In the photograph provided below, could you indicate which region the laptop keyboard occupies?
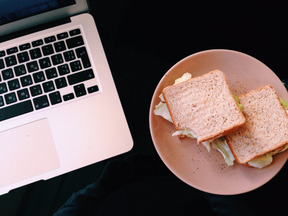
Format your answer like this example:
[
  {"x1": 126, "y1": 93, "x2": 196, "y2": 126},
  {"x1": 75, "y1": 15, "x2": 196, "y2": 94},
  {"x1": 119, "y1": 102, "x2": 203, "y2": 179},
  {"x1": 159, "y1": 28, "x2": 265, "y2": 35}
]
[{"x1": 0, "y1": 28, "x2": 99, "y2": 122}]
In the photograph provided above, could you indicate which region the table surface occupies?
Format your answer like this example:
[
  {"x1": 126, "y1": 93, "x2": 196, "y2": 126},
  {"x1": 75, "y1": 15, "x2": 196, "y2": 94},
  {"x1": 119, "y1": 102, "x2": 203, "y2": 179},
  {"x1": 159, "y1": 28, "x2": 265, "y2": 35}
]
[{"x1": 0, "y1": 1, "x2": 287, "y2": 215}]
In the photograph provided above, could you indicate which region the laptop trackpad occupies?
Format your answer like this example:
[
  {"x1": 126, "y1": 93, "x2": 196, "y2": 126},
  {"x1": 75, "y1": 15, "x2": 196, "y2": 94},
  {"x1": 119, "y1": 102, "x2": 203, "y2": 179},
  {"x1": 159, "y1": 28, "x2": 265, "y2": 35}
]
[{"x1": 0, "y1": 118, "x2": 60, "y2": 187}]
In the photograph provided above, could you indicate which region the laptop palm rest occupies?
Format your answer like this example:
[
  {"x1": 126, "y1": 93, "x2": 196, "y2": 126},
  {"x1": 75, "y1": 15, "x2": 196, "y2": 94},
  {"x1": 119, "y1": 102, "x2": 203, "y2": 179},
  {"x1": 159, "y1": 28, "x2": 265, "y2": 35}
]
[{"x1": 0, "y1": 118, "x2": 60, "y2": 187}]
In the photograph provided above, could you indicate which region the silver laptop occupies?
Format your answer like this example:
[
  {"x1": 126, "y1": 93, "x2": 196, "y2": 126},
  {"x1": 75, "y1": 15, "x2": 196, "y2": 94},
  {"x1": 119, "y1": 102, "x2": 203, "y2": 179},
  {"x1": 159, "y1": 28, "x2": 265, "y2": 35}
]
[{"x1": 0, "y1": 0, "x2": 133, "y2": 195}]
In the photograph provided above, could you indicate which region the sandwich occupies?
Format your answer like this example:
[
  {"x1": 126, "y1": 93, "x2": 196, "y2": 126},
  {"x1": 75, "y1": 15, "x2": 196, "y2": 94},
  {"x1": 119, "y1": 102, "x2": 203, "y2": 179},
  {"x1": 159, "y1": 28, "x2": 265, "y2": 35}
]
[
  {"x1": 225, "y1": 85, "x2": 288, "y2": 168},
  {"x1": 162, "y1": 70, "x2": 245, "y2": 144},
  {"x1": 154, "y1": 70, "x2": 288, "y2": 168},
  {"x1": 154, "y1": 70, "x2": 245, "y2": 166}
]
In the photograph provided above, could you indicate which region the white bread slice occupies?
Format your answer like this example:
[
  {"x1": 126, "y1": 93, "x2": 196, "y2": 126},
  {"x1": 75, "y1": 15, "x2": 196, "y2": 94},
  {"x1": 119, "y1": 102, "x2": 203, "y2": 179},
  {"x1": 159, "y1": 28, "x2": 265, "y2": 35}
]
[
  {"x1": 162, "y1": 70, "x2": 245, "y2": 144},
  {"x1": 225, "y1": 85, "x2": 288, "y2": 165}
]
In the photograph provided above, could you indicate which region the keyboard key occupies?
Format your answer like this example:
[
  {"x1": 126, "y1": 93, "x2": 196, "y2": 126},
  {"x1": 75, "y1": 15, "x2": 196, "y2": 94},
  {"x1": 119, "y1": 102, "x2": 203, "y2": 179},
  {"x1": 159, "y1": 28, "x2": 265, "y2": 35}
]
[
  {"x1": 76, "y1": 47, "x2": 88, "y2": 58},
  {"x1": 51, "y1": 54, "x2": 63, "y2": 65},
  {"x1": 42, "y1": 81, "x2": 55, "y2": 93},
  {"x1": 0, "y1": 83, "x2": 8, "y2": 94},
  {"x1": 29, "y1": 48, "x2": 42, "y2": 59},
  {"x1": 69, "y1": 28, "x2": 81, "y2": 36},
  {"x1": 76, "y1": 47, "x2": 91, "y2": 68},
  {"x1": 26, "y1": 61, "x2": 39, "y2": 72},
  {"x1": 32, "y1": 39, "x2": 44, "y2": 47},
  {"x1": 63, "y1": 50, "x2": 76, "y2": 61},
  {"x1": 5, "y1": 55, "x2": 17, "y2": 67},
  {"x1": 54, "y1": 41, "x2": 66, "y2": 52},
  {"x1": 49, "y1": 91, "x2": 62, "y2": 105},
  {"x1": 44, "y1": 35, "x2": 56, "y2": 43},
  {"x1": 63, "y1": 93, "x2": 74, "y2": 101},
  {"x1": 17, "y1": 51, "x2": 30, "y2": 63},
  {"x1": 42, "y1": 44, "x2": 54, "y2": 56},
  {"x1": 88, "y1": 85, "x2": 99, "y2": 93},
  {"x1": 8, "y1": 79, "x2": 20, "y2": 91},
  {"x1": 33, "y1": 95, "x2": 49, "y2": 110},
  {"x1": 66, "y1": 35, "x2": 84, "y2": 49},
  {"x1": 39, "y1": 57, "x2": 51, "y2": 69},
  {"x1": 0, "y1": 51, "x2": 5, "y2": 57},
  {"x1": 74, "y1": 84, "x2": 86, "y2": 97},
  {"x1": 81, "y1": 57, "x2": 91, "y2": 69},
  {"x1": 45, "y1": 68, "x2": 58, "y2": 79},
  {"x1": 0, "y1": 96, "x2": 4, "y2": 107},
  {"x1": 0, "y1": 100, "x2": 33, "y2": 122},
  {"x1": 17, "y1": 89, "x2": 30, "y2": 100},
  {"x1": 55, "y1": 77, "x2": 67, "y2": 89},
  {"x1": 67, "y1": 69, "x2": 95, "y2": 85},
  {"x1": 20, "y1": 75, "x2": 33, "y2": 87},
  {"x1": 2, "y1": 68, "x2": 14, "y2": 80},
  {"x1": 4, "y1": 92, "x2": 17, "y2": 104},
  {"x1": 30, "y1": 85, "x2": 43, "y2": 97},
  {"x1": 6, "y1": 47, "x2": 18, "y2": 55},
  {"x1": 19, "y1": 43, "x2": 31, "y2": 51},
  {"x1": 33, "y1": 71, "x2": 45, "y2": 83},
  {"x1": 14, "y1": 65, "x2": 27, "y2": 76},
  {"x1": 0, "y1": 59, "x2": 4, "y2": 69},
  {"x1": 57, "y1": 64, "x2": 70, "y2": 75},
  {"x1": 57, "y1": 32, "x2": 68, "y2": 40},
  {"x1": 70, "y1": 60, "x2": 82, "y2": 72}
]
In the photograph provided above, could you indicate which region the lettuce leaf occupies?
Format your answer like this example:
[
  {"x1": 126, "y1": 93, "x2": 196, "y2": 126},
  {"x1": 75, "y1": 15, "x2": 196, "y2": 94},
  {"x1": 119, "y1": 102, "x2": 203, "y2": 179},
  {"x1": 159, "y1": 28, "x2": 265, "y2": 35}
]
[
  {"x1": 174, "y1": 72, "x2": 192, "y2": 84},
  {"x1": 153, "y1": 100, "x2": 173, "y2": 123},
  {"x1": 248, "y1": 153, "x2": 273, "y2": 168},
  {"x1": 233, "y1": 95, "x2": 243, "y2": 111},
  {"x1": 280, "y1": 97, "x2": 288, "y2": 110},
  {"x1": 211, "y1": 137, "x2": 235, "y2": 166}
]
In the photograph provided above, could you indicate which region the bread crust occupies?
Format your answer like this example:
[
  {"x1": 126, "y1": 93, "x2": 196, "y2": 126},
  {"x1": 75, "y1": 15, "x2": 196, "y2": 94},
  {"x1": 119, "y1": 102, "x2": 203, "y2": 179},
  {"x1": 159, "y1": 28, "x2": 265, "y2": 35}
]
[
  {"x1": 225, "y1": 85, "x2": 288, "y2": 165},
  {"x1": 162, "y1": 70, "x2": 245, "y2": 144}
]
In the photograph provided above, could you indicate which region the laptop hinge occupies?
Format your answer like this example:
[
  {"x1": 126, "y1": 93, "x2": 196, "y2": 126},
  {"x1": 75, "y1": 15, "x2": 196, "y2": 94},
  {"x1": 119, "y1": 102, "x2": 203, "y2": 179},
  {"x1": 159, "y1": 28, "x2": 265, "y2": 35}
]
[{"x1": 0, "y1": 17, "x2": 71, "y2": 43}]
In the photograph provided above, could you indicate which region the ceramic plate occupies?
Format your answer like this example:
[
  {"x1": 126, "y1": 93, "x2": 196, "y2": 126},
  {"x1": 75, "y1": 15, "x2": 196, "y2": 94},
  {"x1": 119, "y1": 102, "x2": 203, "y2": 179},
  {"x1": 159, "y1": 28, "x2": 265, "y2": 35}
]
[{"x1": 149, "y1": 49, "x2": 288, "y2": 195}]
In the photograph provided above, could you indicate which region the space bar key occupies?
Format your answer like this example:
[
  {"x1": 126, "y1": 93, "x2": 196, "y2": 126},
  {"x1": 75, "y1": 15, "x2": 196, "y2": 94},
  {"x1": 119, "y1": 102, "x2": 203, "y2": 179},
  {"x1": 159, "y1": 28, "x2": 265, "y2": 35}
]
[{"x1": 0, "y1": 100, "x2": 34, "y2": 122}]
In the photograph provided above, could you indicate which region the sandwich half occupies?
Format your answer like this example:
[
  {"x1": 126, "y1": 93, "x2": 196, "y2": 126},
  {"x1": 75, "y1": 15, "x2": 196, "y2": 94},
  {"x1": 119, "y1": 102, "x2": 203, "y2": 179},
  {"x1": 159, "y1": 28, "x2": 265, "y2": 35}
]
[
  {"x1": 162, "y1": 70, "x2": 246, "y2": 144},
  {"x1": 225, "y1": 85, "x2": 288, "y2": 167}
]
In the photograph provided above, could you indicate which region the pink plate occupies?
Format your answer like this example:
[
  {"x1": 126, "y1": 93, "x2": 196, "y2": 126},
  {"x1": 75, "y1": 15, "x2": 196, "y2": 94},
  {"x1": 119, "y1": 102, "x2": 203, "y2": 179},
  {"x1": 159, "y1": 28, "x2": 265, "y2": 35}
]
[{"x1": 149, "y1": 49, "x2": 288, "y2": 195}]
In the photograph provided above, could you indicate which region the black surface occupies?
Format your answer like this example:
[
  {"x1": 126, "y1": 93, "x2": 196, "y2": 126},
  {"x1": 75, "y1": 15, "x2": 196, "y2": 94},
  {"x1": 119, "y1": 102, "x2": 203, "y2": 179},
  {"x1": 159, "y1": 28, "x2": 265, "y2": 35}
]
[{"x1": 0, "y1": 1, "x2": 287, "y2": 215}]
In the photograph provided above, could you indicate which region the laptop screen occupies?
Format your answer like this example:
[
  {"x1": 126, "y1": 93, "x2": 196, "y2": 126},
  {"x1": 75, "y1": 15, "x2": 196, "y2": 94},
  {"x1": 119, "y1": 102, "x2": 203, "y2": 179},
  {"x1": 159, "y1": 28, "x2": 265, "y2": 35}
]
[
  {"x1": 0, "y1": 0, "x2": 76, "y2": 26},
  {"x1": 0, "y1": 0, "x2": 88, "y2": 38}
]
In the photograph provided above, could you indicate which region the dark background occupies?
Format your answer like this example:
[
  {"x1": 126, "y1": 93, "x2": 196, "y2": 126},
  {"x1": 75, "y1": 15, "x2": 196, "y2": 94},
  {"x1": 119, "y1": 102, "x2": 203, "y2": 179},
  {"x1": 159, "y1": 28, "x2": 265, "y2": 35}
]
[{"x1": 0, "y1": 1, "x2": 287, "y2": 215}]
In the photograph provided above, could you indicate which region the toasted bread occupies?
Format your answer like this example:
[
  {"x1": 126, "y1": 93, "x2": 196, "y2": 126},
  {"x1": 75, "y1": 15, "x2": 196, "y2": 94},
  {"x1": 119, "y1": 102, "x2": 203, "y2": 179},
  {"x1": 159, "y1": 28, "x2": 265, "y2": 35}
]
[
  {"x1": 162, "y1": 70, "x2": 245, "y2": 144},
  {"x1": 225, "y1": 85, "x2": 288, "y2": 165}
]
